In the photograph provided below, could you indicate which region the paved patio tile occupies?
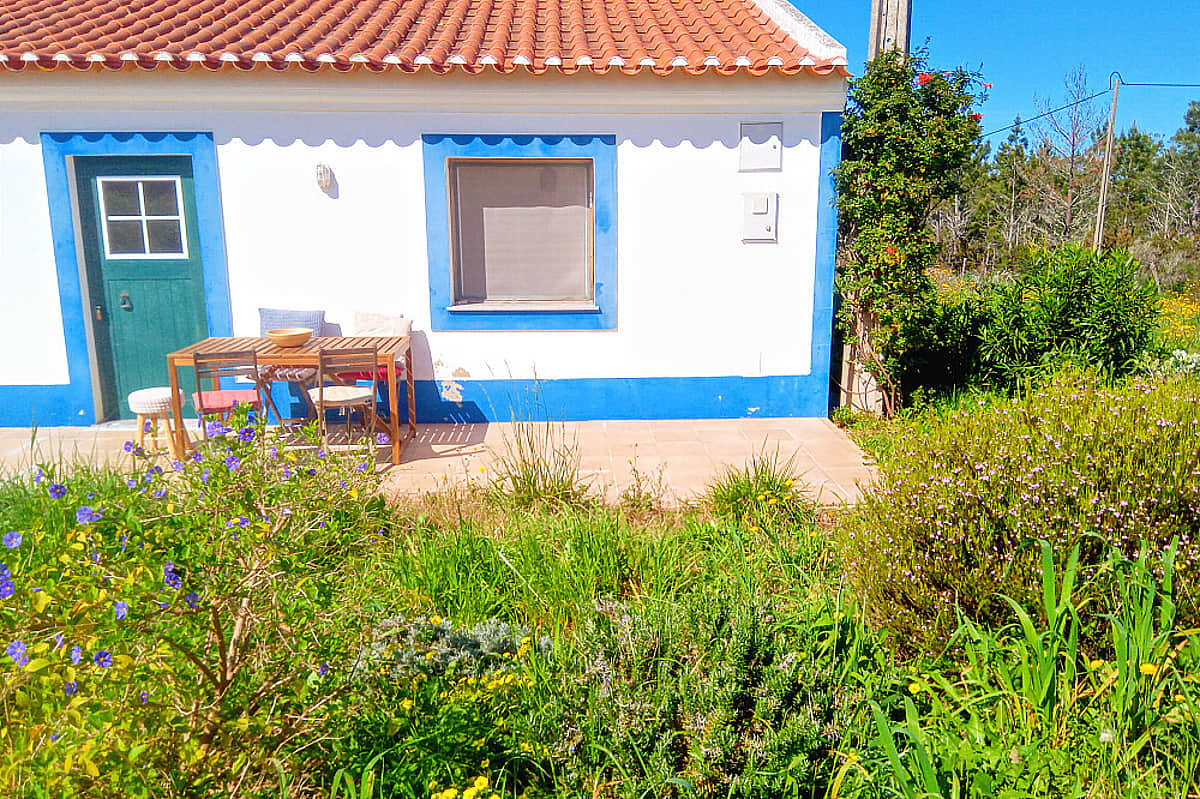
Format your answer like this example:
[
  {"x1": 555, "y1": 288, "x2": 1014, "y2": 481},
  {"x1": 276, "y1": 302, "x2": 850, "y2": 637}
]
[{"x1": 0, "y1": 418, "x2": 875, "y2": 507}]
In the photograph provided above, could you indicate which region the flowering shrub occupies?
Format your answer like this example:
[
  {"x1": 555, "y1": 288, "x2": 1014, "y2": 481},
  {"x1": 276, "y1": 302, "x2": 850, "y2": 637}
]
[
  {"x1": 842, "y1": 369, "x2": 1200, "y2": 648},
  {"x1": 0, "y1": 415, "x2": 390, "y2": 795}
]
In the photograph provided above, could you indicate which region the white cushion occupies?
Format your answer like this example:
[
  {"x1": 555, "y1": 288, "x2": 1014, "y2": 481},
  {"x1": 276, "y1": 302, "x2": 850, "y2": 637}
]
[
  {"x1": 307, "y1": 385, "x2": 375, "y2": 407},
  {"x1": 127, "y1": 387, "x2": 179, "y2": 414},
  {"x1": 353, "y1": 312, "x2": 412, "y2": 337}
]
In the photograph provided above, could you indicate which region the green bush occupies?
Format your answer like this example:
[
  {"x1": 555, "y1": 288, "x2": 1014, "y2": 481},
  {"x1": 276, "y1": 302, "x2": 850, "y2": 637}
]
[
  {"x1": 897, "y1": 282, "x2": 990, "y2": 398},
  {"x1": 841, "y1": 370, "x2": 1200, "y2": 650},
  {"x1": 979, "y1": 245, "x2": 1159, "y2": 387},
  {"x1": 0, "y1": 417, "x2": 390, "y2": 795}
]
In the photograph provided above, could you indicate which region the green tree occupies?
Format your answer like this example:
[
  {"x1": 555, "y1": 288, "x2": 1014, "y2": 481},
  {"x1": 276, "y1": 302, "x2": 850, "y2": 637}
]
[
  {"x1": 834, "y1": 50, "x2": 984, "y2": 413},
  {"x1": 1106, "y1": 125, "x2": 1162, "y2": 246}
]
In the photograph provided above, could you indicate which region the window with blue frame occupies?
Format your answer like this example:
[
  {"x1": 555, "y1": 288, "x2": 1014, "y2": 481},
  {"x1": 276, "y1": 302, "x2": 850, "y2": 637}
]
[{"x1": 422, "y1": 134, "x2": 617, "y2": 331}]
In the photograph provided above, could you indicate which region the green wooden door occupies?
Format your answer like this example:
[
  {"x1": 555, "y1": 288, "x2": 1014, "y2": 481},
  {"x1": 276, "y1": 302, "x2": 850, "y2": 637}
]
[{"x1": 74, "y1": 156, "x2": 208, "y2": 420}]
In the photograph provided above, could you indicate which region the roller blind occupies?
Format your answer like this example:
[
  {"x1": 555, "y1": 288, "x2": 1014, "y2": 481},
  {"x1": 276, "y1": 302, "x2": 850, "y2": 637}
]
[{"x1": 450, "y1": 160, "x2": 593, "y2": 302}]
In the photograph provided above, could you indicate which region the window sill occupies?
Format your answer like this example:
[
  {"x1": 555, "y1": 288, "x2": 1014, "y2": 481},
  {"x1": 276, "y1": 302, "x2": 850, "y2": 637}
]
[{"x1": 447, "y1": 301, "x2": 600, "y2": 314}]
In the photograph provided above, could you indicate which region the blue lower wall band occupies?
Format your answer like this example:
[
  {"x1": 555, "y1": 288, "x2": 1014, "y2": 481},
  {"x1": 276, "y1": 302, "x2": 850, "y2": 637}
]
[{"x1": 2, "y1": 374, "x2": 829, "y2": 427}]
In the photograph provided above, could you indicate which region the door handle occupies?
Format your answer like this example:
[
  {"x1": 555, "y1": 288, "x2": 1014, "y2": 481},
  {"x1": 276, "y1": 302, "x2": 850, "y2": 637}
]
[
  {"x1": 119, "y1": 291, "x2": 133, "y2": 311},
  {"x1": 94, "y1": 304, "x2": 104, "y2": 322}
]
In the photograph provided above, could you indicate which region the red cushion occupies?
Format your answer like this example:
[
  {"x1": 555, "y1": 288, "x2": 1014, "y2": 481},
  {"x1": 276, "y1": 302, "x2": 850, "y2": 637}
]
[
  {"x1": 333, "y1": 367, "x2": 404, "y2": 381},
  {"x1": 193, "y1": 389, "x2": 261, "y2": 413}
]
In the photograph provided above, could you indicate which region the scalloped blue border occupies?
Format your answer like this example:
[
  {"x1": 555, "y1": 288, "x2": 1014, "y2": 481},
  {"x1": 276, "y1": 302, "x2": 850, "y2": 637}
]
[
  {"x1": 421, "y1": 134, "x2": 617, "y2": 331},
  {"x1": 0, "y1": 132, "x2": 231, "y2": 427}
]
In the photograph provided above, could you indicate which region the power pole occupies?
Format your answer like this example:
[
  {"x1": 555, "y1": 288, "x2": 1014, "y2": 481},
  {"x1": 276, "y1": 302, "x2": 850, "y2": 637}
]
[
  {"x1": 1093, "y1": 74, "x2": 1121, "y2": 253},
  {"x1": 868, "y1": 0, "x2": 913, "y2": 59}
]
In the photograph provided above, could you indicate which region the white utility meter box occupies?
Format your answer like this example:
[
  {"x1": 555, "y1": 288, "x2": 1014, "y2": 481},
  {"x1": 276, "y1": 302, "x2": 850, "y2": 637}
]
[
  {"x1": 739, "y1": 122, "x2": 783, "y2": 171},
  {"x1": 742, "y1": 192, "x2": 778, "y2": 242}
]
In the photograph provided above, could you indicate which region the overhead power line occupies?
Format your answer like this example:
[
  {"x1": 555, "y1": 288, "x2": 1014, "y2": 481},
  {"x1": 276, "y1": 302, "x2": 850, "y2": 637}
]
[
  {"x1": 980, "y1": 74, "x2": 1200, "y2": 140},
  {"x1": 981, "y1": 90, "x2": 1108, "y2": 138}
]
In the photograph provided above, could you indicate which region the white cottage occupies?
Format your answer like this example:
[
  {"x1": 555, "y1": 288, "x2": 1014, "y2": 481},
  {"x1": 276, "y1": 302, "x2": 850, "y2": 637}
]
[{"x1": 0, "y1": 0, "x2": 847, "y2": 426}]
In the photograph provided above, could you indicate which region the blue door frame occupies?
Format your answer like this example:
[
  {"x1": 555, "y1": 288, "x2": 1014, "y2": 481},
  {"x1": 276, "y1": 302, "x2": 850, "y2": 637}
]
[{"x1": 0, "y1": 132, "x2": 232, "y2": 427}]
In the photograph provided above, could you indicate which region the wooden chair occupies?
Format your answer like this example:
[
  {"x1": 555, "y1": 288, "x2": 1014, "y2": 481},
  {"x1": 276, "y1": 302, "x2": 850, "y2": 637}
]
[
  {"x1": 308, "y1": 348, "x2": 378, "y2": 445},
  {"x1": 192, "y1": 350, "x2": 279, "y2": 434}
]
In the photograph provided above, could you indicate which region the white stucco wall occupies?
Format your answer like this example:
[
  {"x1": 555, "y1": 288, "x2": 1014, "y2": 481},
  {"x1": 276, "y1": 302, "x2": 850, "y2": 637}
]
[
  {"x1": 0, "y1": 70, "x2": 844, "y2": 398},
  {"x1": 0, "y1": 135, "x2": 70, "y2": 384}
]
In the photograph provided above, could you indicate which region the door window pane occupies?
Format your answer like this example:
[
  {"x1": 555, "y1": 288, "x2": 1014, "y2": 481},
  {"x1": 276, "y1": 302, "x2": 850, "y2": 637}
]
[
  {"x1": 450, "y1": 160, "x2": 593, "y2": 303},
  {"x1": 97, "y1": 177, "x2": 188, "y2": 259},
  {"x1": 101, "y1": 181, "x2": 140, "y2": 215},
  {"x1": 141, "y1": 181, "x2": 180, "y2": 215},
  {"x1": 106, "y1": 220, "x2": 146, "y2": 254},
  {"x1": 146, "y1": 219, "x2": 183, "y2": 253}
]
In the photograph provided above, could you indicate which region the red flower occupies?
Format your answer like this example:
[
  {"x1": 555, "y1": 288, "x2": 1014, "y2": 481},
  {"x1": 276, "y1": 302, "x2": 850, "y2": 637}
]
[
  {"x1": 916, "y1": 73, "x2": 933, "y2": 86},
  {"x1": 885, "y1": 246, "x2": 897, "y2": 256},
  {"x1": 982, "y1": 82, "x2": 993, "y2": 89},
  {"x1": 970, "y1": 113, "x2": 983, "y2": 122}
]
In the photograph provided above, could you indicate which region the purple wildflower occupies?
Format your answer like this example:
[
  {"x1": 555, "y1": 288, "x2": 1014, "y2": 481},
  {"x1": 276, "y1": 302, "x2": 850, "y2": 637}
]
[
  {"x1": 93, "y1": 650, "x2": 112, "y2": 669},
  {"x1": 75, "y1": 506, "x2": 102, "y2": 525},
  {"x1": 2, "y1": 532, "x2": 21, "y2": 549},
  {"x1": 50, "y1": 733, "x2": 60, "y2": 741},
  {"x1": 63, "y1": 681, "x2": 76, "y2": 696},
  {"x1": 143, "y1": 420, "x2": 152, "y2": 433},
  {"x1": 140, "y1": 690, "x2": 148, "y2": 703},
  {"x1": 114, "y1": 601, "x2": 128, "y2": 621},
  {"x1": 191, "y1": 451, "x2": 203, "y2": 463},
  {"x1": 0, "y1": 580, "x2": 14, "y2": 600},
  {"x1": 7, "y1": 640, "x2": 28, "y2": 667},
  {"x1": 70, "y1": 645, "x2": 81, "y2": 664},
  {"x1": 48, "y1": 483, "x2": 66, "y2": 499},
  {"x1": 357, "y1": 462, "x2": 369, "y2": 472},
  {"x1": 225, "y1": 455, "x2": 240, "y2": 472},
  {"x1": 164, "y1": 571, "x2": 181, "y2": 590},
  {"x1": 201, "y1": 467, "x2": 210, "y2": 484},
  {"x1": 34, "y1": 467, "x2": 43, "y2": 483},
  {"x1": 318, "y1": 663, "x2": 329, "y2": 676},
  {"x1": 238, "y1": 516, "x2": 249, "y2": 528},
  {"x1": 376, "y1": 432, "x2": 389, "y2": 445},
  {"x1": 185, "y1": 592, "x2": 199, "y2": 610},
  {"x1": 172, "y1": 460, "x2": 185, "y2": 472},
  {"x1": 237, "y1": 426, "x2": 255, "y2": 443},
  {"x1": 127, "y1": 478, "x2": 138, "y2": 489},
  {"x1": 123, "y1": 440, "x2": 135, "y2": 453}
]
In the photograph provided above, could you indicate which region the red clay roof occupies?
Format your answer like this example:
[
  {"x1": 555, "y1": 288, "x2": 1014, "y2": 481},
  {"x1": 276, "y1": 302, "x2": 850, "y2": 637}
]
[{"x1": 0, "y1": 0, "x2": 848, "y2": 77}]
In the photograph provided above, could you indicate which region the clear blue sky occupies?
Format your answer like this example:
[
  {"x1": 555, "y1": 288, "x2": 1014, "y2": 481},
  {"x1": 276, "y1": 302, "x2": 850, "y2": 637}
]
[{"x1": 797, "y1": 1, "x2": 1200, "y2": 143}]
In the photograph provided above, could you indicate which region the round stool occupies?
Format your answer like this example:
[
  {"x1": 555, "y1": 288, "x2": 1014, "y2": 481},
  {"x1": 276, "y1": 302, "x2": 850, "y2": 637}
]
[{"x1": 127, "y1": 387, "x2": 187, "y2": 455}]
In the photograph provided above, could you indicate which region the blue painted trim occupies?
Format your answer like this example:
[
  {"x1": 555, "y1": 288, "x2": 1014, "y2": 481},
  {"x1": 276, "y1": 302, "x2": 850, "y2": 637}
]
[
  {"x1": 0, "y1": 132, "x2": 232, "y2": 427},
  {"x1": 411, "y1": 375, "x2": 829, "y2": 422},
  {"x1": 421, "y1": 134, "x2": 617, "y2": 331},
  {"x1": 812, "y1": 112, "x2": 842, "y2": 415}
]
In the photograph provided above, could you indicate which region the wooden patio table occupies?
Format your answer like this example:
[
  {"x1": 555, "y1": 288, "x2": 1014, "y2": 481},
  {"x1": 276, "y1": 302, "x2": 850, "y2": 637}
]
[{"x1": 165, "y1": 336, "x2": 416, "y2": 465}]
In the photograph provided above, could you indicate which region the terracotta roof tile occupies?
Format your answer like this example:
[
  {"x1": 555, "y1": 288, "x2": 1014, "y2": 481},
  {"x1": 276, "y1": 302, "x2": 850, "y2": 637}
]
[{"x1": 0, "y1": 0, "x2": 848, "y2": 76}]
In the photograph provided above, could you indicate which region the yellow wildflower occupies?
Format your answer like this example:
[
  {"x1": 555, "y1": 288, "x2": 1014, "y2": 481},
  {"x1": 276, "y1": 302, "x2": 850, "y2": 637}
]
[
  {"x1": 907, "y1": 682, "x2": 920, "y2": 694},
  {"x1": 1140, "y1": 663, "x2": 1159, "y2": 676},
  {"x1": 1089, "y1": 659, "x2": 1106, "y2": 670},
  {"x1": 431, "y1": 614, "x2": 443, "y2": 625},
  {"x1": 463, "y1": 788, "x2": 479, "y2": 799},
  {"x1": 474, "y1": 776, "x2": 489, "y2": 790},
  {"x1": 400, "y1": 698, "x2": 414, "y2": 712}
]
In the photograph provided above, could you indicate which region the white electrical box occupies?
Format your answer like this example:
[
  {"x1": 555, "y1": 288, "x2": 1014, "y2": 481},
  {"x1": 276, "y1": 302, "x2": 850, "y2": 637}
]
[
  {"x1": 742, "y1": 192, "x2": 778, "y2": 242},
  {"x1": 739, "y1": 122, "x2": 783, "y2": 171}
]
